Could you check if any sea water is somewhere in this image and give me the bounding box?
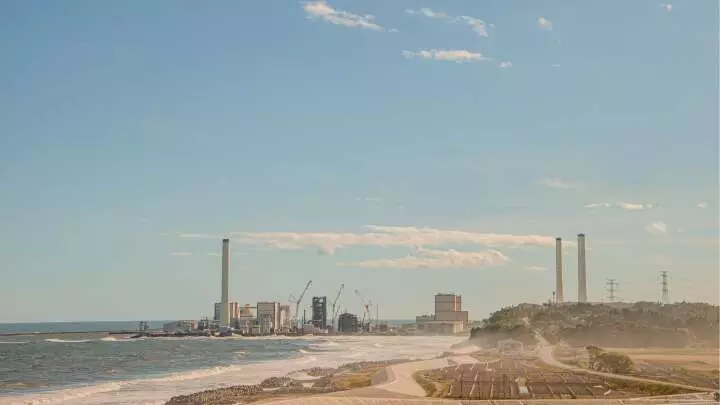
[0,322,463,405]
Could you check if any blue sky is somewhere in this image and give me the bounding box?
[1,0,717,322]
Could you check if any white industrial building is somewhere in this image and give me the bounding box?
[256,301,281,334]
[415,293,469,335]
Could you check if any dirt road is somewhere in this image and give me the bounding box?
[534,332,716,393]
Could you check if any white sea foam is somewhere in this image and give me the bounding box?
[0,341,27,344]
[0,335,464,405]
[43,339,92,343]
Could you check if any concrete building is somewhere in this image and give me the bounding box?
[415,293,469,334]
[311,296,327,329]
[338,312,359,333]
[257,301,281,334]
[578,233,587,303]
[214,301,240,323]
[555,237,564,304]
[279,304,291,330]
[233,305,255,334]
[220,238,230,327]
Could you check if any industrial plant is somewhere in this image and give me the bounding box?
[155,232,591,337]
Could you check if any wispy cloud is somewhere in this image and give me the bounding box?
[337,247,509,269]
[584,202,653,211]
[356,197,383,202]
[402,49,491,63]
[524,265,547,271]
[660,3,672,12]
[405,8,489,37]
[551,63,561,68]
[303,1,392,31]
[697,202,708,209]
[538,178,577,189]
[171,252,193,257]
[499,61,513,68]
[537,16,553,30]
[225,225,564,255]
[206,252,221,257]
[645,221,668,235]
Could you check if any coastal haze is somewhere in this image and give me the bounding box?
[1,0,718,404]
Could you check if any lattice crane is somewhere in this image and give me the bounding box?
[288,280,312,330]
[330,284,344,331]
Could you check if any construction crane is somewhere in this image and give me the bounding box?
[354,289,372,331]
[288,280,312,331]
[330,284,344,331]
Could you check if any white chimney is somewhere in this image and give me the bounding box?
[221,238,230,326]
[578,233,587,303]
[555,237,564,303]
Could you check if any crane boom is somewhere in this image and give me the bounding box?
[292,280,312,330]
[330,284,344,330]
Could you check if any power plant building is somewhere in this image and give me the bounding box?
[415,293,468,335]
[338,312,359,333]
[311,296,327,329]
[257,301,281,334]
[214,302,240,322]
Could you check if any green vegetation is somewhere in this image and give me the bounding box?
[586,346,634,374]
[605,379,687,396]
[412,371,437,397]
[470,302,719,348]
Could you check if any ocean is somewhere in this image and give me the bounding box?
[0,321,463,405]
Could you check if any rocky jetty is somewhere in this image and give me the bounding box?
[298,367,335,377]
[165,384,262,405]
[259,376,292,388]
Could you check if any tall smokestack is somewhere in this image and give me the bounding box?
[555,237,564,304]
[221,238,230,326]
[577,233,587,303]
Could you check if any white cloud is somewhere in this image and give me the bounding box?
[645,221,668,235]
[303,1,390,31]
[697,202,708,209]
[405,8,488,37]
[405,7,448,19]
[171,252,193,257]
[551,64,561,68]
[455,16,488,37]
[524,265,547,271]
[356,197,382,202]
[584,202,653,211]
[227,225,563,255]
[402,49,490,63]
[537,16,553,30]
[660,3,672,11]
[337,247,509,269]
[538,177,577,189]
[616,202,653,210]
[584,202,613,209]
[206,252,221,257]
[499,61,513,68]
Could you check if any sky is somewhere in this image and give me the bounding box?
[0,0,718,323]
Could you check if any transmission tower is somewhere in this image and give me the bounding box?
[660,271,669,304]
[606,279,618,303]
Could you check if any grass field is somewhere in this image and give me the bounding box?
[604,348,719,371]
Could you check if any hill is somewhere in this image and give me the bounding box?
[470,301,719,348]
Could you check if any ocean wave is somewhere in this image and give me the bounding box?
[2,335,464,405]
[0,341,28,344]
[43,338,91,343]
